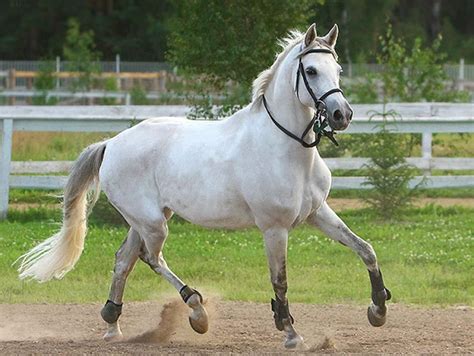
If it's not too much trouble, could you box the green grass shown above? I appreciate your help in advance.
[10,187,474,206]
[1,204,472,306]
[329,187,474,199]
[11,132,474,162]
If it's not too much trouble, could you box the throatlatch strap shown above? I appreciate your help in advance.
[179,285,203,303]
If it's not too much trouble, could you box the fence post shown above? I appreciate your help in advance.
[7,69,16,105]
[56,56,61,90]
[115,54,121,91]
[0,119,13,220]
[159,70,167,92]
[422,132,432,176]
[458,58,465,91]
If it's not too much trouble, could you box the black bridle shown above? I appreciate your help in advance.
[262,47,343,148]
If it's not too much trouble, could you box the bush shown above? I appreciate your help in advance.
[346,24,469,104]
[98,77,119,105]
[129,85,149,105]
[89,193,127,227]
[378,25,468,102]
[32,61,58,105]
[362,108,423,219]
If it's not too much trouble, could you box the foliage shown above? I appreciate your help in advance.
[377,25,468,102]
[361,108,422,219]
[167,0,321,118]
[0,1,172,61]
[0,1,472,63]
[129,86,149,105]
[98,77,119,105]
[344,24,469,104]
[32,61,58,105]
[167,0,318,88]
[63,18,101,91]
[89,193,128,226]
[1,203,472,304]
[343,75,378,104]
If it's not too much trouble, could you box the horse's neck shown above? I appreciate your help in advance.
[260,65,316,149]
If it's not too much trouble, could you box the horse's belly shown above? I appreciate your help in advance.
[168,193,255,229]
[158,165,255,229]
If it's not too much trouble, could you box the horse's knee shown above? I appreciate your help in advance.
[359,241,377,269]
[101,300,123,324]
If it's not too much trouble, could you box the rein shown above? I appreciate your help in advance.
[263,47,342,147]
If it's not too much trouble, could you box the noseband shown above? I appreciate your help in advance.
[263,47,343,147]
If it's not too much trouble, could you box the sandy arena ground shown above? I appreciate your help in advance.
[0,299,472,354]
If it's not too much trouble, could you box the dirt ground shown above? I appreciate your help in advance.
[0,300,472,354]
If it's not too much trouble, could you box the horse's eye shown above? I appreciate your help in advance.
[305,67,317,76]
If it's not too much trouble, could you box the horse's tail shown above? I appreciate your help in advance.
[17,141,107,282]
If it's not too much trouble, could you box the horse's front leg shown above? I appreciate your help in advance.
[308,202,391,326]
[263,227,305,349]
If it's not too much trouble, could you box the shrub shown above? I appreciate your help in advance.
[362,108,423,219]
[32,61,58,105]
[129,85,149,105]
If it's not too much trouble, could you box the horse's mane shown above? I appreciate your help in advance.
[251,30,337,105]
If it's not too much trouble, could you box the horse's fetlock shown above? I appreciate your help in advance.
[101,300,122,324]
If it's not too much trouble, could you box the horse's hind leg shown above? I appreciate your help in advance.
[309,202,391,326]
[139,218,209,334]
[101,228,141,341]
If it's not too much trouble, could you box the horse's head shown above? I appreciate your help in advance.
[295,24,353,131]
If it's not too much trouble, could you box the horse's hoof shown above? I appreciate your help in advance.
[189,312,208,334]
[104,332,123,342]
[103,321,123,341]
[188,302,209,334]
[367,303,387,327]
[284,334,306,349]
[103,329,123,342]
[186,293,209,334]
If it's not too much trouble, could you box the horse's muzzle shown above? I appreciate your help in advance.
[329,105,353,131]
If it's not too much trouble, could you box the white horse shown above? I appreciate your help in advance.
[18,24,391,349]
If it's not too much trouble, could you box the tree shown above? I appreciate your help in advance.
[63,18,101,91]
[362,108,421,219]
[167,0,321,88]
[377,24,468,102]
[32,61,58,105]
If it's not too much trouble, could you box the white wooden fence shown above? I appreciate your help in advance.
[1,103,473,219]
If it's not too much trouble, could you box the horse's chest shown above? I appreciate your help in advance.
[292,186,314,226]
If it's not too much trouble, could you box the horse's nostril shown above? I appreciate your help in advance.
[349,109,353,121]
[334,109,343,121]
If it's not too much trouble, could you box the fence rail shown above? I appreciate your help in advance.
[1,103,473,219]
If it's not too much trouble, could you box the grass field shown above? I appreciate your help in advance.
[1,202,472,306]
[12,132,474,161]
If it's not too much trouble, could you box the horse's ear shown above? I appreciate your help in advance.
[322,24,339,48]
[304,23,317,47]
